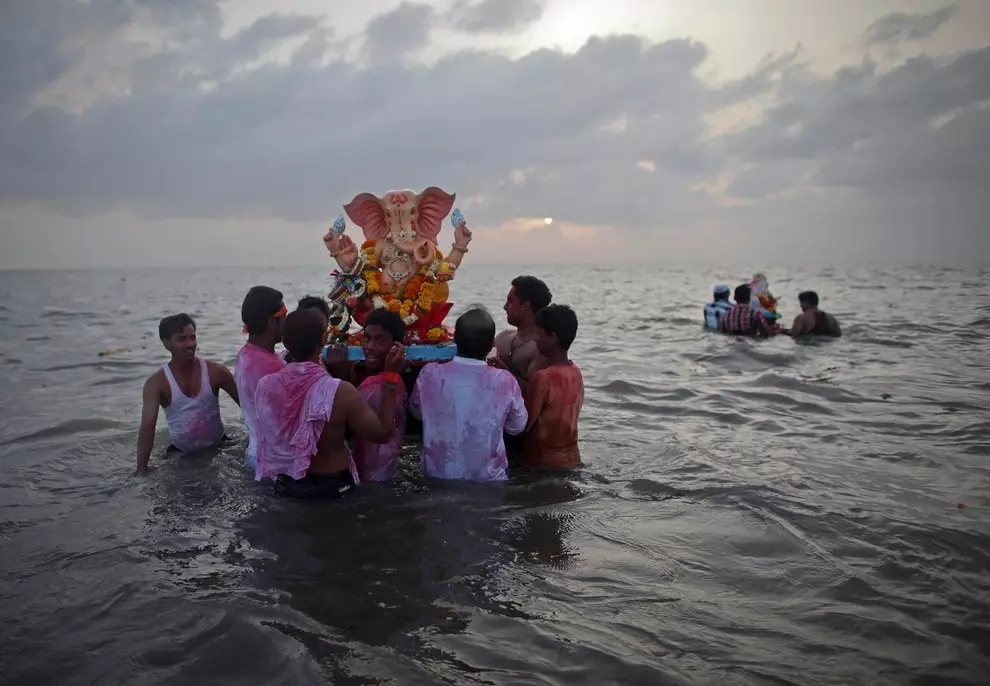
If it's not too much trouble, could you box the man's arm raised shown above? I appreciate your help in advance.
[136,375,162,476]
[340,343,404,444]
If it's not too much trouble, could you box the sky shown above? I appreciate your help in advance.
[0,0,988,269]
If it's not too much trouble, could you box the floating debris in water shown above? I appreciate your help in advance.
[98,348,130,357]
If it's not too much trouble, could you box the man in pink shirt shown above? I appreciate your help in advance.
[234,286,287,469]
[410,306,528,482]
[328,308,409,482]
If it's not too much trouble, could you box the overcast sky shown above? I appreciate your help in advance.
[1,0,988,269]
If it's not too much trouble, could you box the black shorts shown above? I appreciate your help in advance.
[273,471,355,500]
[504,432,524,466]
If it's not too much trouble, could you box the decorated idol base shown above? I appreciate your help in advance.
[322,343,456,363]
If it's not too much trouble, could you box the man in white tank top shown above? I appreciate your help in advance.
[136,314,240,476]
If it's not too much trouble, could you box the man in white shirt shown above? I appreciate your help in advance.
[410,306,527,482]
[703,284,734,329]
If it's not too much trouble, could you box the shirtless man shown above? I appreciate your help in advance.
[492,275,553,390]
[253,309,404,499]
[136,313,240,476]
[786,291,842,338]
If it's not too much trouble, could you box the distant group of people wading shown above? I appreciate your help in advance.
[136,276,585,500]
[703,274,842,338]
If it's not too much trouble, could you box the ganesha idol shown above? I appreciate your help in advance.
[322,186,472,345]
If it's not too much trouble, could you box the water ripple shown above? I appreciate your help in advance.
[0,265,988,685]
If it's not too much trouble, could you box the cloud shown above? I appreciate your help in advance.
[448,0,547,34]
[364,2,436,63]
[863,4,958,46]
[0,0,988,267]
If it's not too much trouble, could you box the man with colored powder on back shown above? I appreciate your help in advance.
[410,306,528,482]
[136,314,240,476]
[522,305,584,470]
[254,309,404,499]
[235,286,287,469]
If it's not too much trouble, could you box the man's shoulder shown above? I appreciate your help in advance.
[204,358,231,373]
[494,329,515,348]
[488,365,521,390]
[145,367,167,387]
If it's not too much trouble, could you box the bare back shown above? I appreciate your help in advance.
[310,381,394,474]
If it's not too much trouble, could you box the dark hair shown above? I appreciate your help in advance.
[535,304,578,351]
[798,291,819,308]
[364,308,406,343]
[511,275,552,312]
[297,295,331,320]
[454,306,496,360]
[159,313,195,341]
[282,309,326,362]
[242,286,284,335]
[734,284,751,304]
[714,290,730,301]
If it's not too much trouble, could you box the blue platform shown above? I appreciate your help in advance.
[323,343,457,363]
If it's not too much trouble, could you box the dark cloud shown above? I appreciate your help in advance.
[0,0,987,262]
[863,4,958,46]
[364,2,435,63]
[448,0,546,34]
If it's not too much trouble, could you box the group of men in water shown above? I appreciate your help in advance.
[703,277,842,338]
[135,276,585,500]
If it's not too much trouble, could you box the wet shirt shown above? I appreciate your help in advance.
[721,304,768,336]
[409,357,527,482]
[254,362,359,483]
[522,362,584,469]
[161,358,225,452]
[353,373,407,482]
[235,343,286,469]
[704,301,733,329]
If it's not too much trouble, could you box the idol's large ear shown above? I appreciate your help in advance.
[415,187,455,242]
[343,193,388,241]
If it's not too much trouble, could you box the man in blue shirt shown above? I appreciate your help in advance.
[704,284,734,329]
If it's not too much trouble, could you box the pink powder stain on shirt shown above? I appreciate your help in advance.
[353,374,407,482]
[254,362,345,481]
[235,343,286,468]
[411,358,527,482]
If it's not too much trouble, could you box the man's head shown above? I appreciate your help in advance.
[242,286,286,341]
[454,305,496,360]
[734,284,752,305]
[504,275,552,327]
[798,290,820,312]
[362,308,406,371]
[281,309,328,363]
[713,284,731,302]
[159,313,197,360]
[297,295,331,330]
[534,304,578,357]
